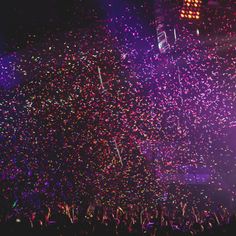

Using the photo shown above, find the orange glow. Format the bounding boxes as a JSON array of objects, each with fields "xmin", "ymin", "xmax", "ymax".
[{"xmin": 181, "ymin": 0, "xmax": 202, "ymax": 20}]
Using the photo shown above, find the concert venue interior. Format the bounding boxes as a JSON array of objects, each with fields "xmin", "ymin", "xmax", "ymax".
[{"xmin": 0, "ymin": 1, "xmax": 235, "ymax": 235}]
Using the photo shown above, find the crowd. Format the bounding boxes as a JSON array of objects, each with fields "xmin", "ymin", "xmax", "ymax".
[{"xmin": 0, "ymin": 196, "xmax": 236, "ymax": 236}]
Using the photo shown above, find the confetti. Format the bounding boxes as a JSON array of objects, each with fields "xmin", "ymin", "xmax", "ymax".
[{"xmin": 0, "ymin": 2, "xmax": 235, "ymax": 211}]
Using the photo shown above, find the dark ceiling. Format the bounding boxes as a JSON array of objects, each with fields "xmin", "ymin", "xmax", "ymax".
[{"xmin": 0, "ymin": 0, "xmax": 235, "ymax": 52}]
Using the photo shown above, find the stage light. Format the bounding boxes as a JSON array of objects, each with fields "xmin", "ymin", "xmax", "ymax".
[{"xmin": 180, "ymin": 0, "xmax": 202, "ymax": 20}]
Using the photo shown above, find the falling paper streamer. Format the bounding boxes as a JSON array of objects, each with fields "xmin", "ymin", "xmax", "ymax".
[
  {"xmin": 98, "ymin": 66, "xmax": 104, "ymax": 90},
  {"xmin": 114, "ymin": 138, "xmax": 123, "ymax": 167}
]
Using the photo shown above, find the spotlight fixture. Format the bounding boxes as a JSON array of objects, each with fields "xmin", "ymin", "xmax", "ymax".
[{"xmin": 180, "ymin": 0, "xmax": 202, "ymax": 20}]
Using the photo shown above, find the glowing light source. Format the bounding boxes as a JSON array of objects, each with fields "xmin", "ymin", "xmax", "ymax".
[{"xmin": 180, "ymin": 0, "xmax": 202, "ymax": 20}]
